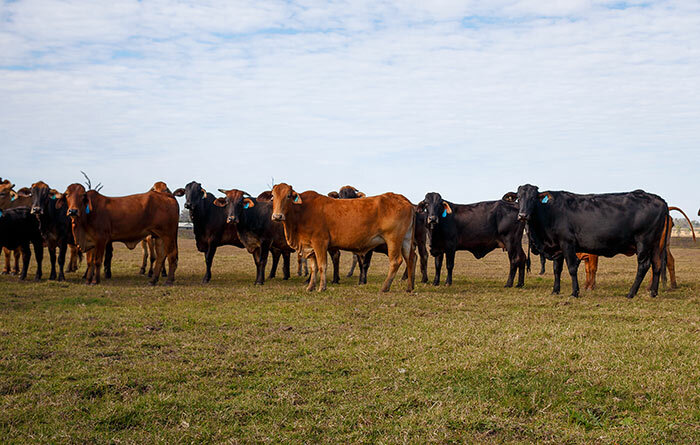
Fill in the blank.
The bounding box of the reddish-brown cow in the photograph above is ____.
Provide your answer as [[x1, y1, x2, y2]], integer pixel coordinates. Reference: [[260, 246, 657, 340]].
[[63, 183, 179, 285], [271, 183, 416, 292]]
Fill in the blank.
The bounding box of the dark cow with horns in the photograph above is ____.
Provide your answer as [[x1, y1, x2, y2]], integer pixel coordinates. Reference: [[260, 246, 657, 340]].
[[503, 184, 669, 298], [420, 192, 527, 287], [271, 183, 416, 292], [173, 181, 244, 283], [214, 189, 293, 285]]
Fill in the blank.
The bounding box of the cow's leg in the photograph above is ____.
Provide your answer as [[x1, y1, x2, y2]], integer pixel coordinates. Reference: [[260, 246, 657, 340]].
[[258, 245, 270, 285], [148, 238, 158, 277], [666, 250, 676, 289], [2, 247, 9, 274], [90, 242, 106, 285], [164, 237, 178, 285], [33, 239, 43, 282], [505, 248, 517, 288], [347, 254, 358, 277], [648, 244, 664, 298], [306, 253, 317, 292], [359, 251, 373, 285], [445, 250, 455, 286], [47, 240, 57, 281], [433, 252, 443, 286], [13, 248, 21, 275], [68, 245, 78, 272], [57, 240, 67, 282], [313, 244, 329, 292], [539, 254, 546, 275], [586, 255, 598, 290], [268, 249, 280, 279], [297, 252, 303, 276], [401, 233, 416, 293], [156, 238, 167, 278], [552, 256, 563, 295], [18, 243, 31, 281], [83, 251, 93, 282], [561, 247, 580, 297], [103, 242, 113, 280], [203, 244, 217, 283], [516, 247, 526, 288], [418, 240, 429, 284], [380, 241, 404, 293], [139, 239, 148, 274], [282, 251, 291, 280], [627, 247, 652, 299], [328, 249, 340, 284]]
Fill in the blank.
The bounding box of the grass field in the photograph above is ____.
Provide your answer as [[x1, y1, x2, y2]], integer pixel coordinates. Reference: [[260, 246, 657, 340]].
[[1, 238, 699, 444]]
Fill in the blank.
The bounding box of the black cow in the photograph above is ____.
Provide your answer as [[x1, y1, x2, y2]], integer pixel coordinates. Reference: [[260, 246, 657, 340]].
[[420, 192, 527, 287], [23, 182, 76, 281], [503, 184, 669, 298], [214, 189, 293, 285], [0, 207, 44, 281], [173, 182, 244, 283]]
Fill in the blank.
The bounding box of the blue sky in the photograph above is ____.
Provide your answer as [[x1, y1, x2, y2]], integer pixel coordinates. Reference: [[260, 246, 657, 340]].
[[1, 0, 699, 214]]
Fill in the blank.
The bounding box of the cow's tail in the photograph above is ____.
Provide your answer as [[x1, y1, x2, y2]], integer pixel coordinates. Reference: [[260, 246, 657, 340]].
[[659, 215, 671, 286], [669, 206, 696, 242]]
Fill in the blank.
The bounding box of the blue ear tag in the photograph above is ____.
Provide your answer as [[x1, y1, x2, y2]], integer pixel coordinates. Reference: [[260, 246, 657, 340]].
[[294, 195, 300, 203], [243, 202, 250, 209], [442, 209, 447, 218], [10, 195, 15, 202], [85, 204, 90, 214], [0, 210, 3, 217], [541, 195, 549, 204], [51, 195, 56, 200]]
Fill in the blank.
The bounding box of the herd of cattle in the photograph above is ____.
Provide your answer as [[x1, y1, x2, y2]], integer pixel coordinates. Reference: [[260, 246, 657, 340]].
[[0, 176, 697, 298]]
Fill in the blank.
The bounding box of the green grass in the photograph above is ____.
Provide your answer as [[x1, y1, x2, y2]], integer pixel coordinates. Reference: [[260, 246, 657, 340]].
[[1, 239, 699, 443]]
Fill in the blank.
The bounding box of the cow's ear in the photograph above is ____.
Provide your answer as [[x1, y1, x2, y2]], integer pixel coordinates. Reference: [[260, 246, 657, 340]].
[[538, 192, 553, 204], [173, 188, 185, 197], [442, 202, 452, 214], [49, 189, 62, 200], [84, 192, 94, 214], [328, 191, 339, 199], [417, 200, 426, 211], [218, 188, 227, 194], [55, 195, 66, 209], [293, 193, 302, 204], [502, 192, 517, 202], [356, 192, 366, 198], [213, 197, 226, 207], [17, 189, 31, 198], [202, 189, 208, 199], [243, 198, 255, 209]]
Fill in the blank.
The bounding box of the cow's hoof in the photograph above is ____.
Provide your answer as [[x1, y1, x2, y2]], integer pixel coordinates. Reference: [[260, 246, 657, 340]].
[[58, 275, 65, 282], [165, 281, 174, 286], [0, 271, 7, 275], [515, 283, 524, 288], [504, 283, 513, 288], [139, 268, 146, 275], [551, 290, 560, 295], [148, 281, 157, 286]]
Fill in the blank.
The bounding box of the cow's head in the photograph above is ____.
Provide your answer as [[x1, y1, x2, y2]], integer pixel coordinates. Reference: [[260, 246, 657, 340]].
[[338, 186, 365, 199], [172, 181, 208, 210], [271, 183, 301, 221], [419, 192, 452, 228], [327, 191, 340, 199], [64, 183, 91, 219], [257, 190, 273, 202], [502, 184, 552, 222], [213, 189, 255, 224], [29, 181, 63, 215], [150, 181, 172, 194]]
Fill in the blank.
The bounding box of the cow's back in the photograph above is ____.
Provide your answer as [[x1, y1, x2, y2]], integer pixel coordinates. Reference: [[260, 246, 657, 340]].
[[102, 191, 179, 241]]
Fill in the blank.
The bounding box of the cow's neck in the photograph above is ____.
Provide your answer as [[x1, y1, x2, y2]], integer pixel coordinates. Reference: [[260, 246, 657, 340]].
[[281, 205, 303, 251]]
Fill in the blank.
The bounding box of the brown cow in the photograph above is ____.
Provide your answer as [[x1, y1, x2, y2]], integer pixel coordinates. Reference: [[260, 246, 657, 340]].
[[576, 207, 696, 291], [138, 181, 173, 278], [271, 183, 416, 292], [63, 183, 179, 285]]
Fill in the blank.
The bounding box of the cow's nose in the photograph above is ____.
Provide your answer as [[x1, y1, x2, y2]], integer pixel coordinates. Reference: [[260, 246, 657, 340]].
[[227, 216, 237, 224], [31, 207, 42, 215], [271, 213, 285, 221], [67, 209, 78, 217], [427, 216, 438, 224], [518, 213, 528, 221]]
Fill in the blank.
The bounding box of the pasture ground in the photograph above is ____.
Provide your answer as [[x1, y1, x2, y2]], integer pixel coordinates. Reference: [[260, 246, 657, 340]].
[[1, 238, 699, 444]]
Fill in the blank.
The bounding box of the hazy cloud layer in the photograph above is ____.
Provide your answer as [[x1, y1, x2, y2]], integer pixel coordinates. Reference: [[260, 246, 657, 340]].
[[2, 1, 699, 212]]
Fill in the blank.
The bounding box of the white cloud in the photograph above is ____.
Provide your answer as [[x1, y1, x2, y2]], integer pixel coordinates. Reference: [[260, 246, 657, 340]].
[[1, 1, 699, 213]]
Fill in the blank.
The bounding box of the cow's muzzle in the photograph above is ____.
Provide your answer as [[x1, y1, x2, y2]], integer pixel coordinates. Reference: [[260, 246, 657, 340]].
[[227, 216, 237, 224], [31, 207, 42, 215], [518, 213, 528, 221], [271, 213, 285, 221], [67, 209, 78, 217], [427, 216, 438, 225]]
